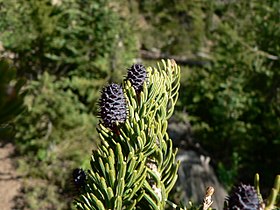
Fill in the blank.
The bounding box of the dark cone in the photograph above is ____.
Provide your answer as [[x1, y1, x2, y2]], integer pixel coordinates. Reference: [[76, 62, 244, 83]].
[[126, 64, 147, 93], [72, 168, 87, 190], [224, 184, 260, 210], [99, 83, 127, 129]]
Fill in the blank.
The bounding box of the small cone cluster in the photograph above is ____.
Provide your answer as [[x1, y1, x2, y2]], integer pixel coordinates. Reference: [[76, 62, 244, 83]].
[[224, 184, 260, 210], [99, 64, 147, 130]]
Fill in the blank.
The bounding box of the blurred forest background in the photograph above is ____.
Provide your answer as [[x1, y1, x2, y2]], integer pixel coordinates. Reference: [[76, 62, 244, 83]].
[[0, 0, 279, 209]]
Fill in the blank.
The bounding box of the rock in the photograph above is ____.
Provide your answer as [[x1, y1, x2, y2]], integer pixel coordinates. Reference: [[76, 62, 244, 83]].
[[176, 150, 227, 209]]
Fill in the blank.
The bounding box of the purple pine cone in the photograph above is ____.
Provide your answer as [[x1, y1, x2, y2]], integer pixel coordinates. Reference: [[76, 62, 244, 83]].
[[99, 83, 127, 129], [126, 64, 147, 93], [72, 168, 87, 189], [224, 184, 260, 210]]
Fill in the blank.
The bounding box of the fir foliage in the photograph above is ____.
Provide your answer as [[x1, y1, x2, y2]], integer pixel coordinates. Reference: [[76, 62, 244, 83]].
[[75, 59, 180, 210]]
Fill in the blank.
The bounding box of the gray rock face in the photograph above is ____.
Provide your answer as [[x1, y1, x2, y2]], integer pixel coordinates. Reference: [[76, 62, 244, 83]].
[[168, 116, 227, 209], [176, 150, 227, 209]]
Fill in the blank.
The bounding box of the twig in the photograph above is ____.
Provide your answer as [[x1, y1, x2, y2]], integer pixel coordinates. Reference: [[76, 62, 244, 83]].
[[203, 186, 215, 210]]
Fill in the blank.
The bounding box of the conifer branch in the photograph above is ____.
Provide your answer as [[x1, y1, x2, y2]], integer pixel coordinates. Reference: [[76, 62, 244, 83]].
[[75, 59, 181, 210]]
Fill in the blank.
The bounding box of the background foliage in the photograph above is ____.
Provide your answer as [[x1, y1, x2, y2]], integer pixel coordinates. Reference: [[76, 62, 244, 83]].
[[1, 0, 137, 208], [0, 59, 25, 139], [0, 0, 279, 209], [178, 0, 280, 190]]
